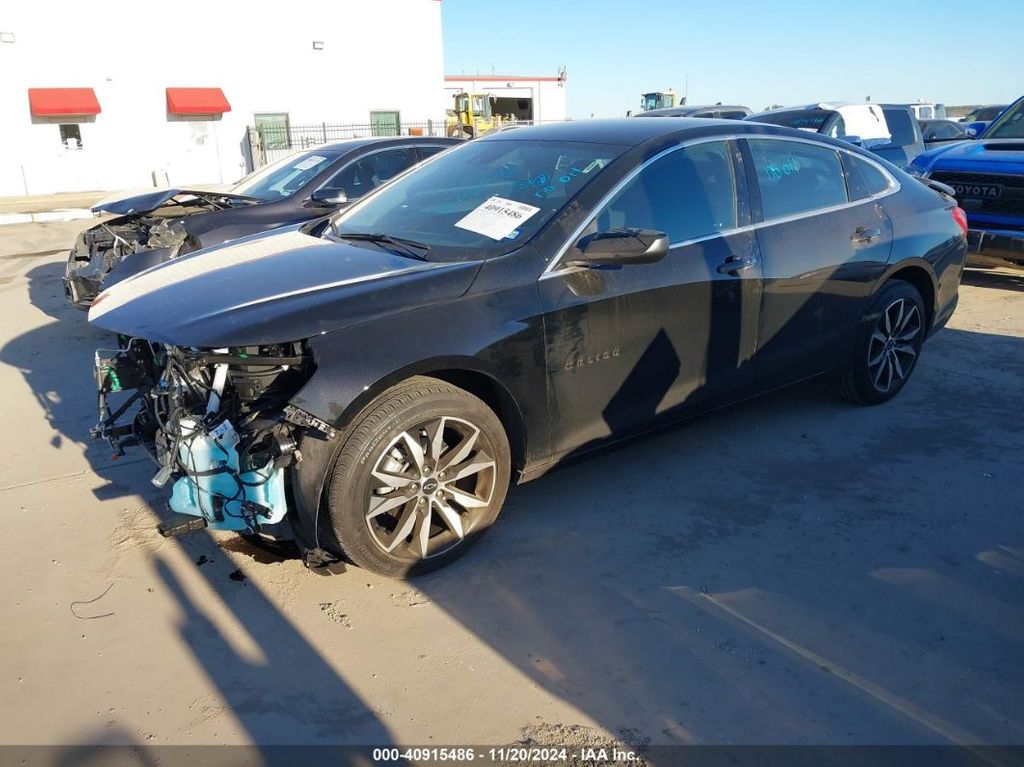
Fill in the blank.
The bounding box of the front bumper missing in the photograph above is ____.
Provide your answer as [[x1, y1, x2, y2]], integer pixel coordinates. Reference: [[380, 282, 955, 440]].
[[92, 346, 150, 457]]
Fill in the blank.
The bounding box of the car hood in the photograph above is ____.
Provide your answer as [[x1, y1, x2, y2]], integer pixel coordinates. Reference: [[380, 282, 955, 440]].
[[87, 228, 481, 347], [913, 139, 1024, 174], [92, 188, 253, 216]]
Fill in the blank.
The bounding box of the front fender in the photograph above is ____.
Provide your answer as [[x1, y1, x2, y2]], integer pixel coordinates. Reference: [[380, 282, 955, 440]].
[[287, 254, 549, 555]]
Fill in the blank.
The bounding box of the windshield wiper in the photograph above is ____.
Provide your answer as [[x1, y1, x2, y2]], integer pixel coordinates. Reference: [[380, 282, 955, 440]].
[[337, 231, 431, 261]]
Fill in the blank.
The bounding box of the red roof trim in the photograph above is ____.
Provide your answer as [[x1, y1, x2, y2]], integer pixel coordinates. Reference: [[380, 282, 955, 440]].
[[28, 88, 101, 116], [444, 75, 563, 82], [166, 87, 231, 115]]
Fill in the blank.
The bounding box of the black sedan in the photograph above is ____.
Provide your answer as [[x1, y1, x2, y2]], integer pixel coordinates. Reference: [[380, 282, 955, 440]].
[[920, 118, 969, 149], [88, 118, 967, 577], [63, 136, 458, 309]]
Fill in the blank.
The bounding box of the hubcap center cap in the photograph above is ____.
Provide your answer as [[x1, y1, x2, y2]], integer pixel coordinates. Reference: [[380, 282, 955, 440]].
[[422, 478, 439, 493]]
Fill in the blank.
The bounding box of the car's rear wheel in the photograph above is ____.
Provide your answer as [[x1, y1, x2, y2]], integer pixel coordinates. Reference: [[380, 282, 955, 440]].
[[829, 280, 927, 405], [325, 376, 510, 578]]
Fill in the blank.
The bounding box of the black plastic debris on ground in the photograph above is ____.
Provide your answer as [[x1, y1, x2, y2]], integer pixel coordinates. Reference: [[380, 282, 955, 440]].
[[228, 569, 246, 583]]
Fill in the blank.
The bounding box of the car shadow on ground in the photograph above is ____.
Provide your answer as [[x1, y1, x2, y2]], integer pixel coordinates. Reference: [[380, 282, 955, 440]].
[[2, 261, 398, 758], [962, 267, 1024, 292], [5, 259, 1023, 748], [409, 323, 1024, 745]]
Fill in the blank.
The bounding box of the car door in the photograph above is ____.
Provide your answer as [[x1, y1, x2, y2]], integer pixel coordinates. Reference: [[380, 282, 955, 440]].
[[539, 139, 763, 458], [743, 137, 894, 385]]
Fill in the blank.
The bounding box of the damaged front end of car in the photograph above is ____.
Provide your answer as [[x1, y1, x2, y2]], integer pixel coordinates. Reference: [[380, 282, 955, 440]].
[[92, 338, 333, 547], [65, 220, 195, 308], [64, 191, 253, 310]]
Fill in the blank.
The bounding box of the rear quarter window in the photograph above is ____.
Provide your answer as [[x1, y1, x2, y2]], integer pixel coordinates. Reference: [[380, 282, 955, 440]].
[[841, 153, 892, 201], [747, 139, 848, 219]]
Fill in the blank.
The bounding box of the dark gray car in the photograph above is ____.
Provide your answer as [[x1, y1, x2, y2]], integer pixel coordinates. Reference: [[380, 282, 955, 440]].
[[63, 136, 458, 309]]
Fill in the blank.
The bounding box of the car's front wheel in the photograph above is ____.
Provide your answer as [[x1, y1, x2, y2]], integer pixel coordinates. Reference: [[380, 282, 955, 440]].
[[830, 279, 927, 405], [325, 376, 511, 578]]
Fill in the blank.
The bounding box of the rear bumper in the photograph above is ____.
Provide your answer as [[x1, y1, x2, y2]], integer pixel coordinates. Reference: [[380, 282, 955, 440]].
[[966, 228, 1024, 270]]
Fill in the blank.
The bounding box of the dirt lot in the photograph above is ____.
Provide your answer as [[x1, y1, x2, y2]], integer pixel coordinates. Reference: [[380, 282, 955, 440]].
[[1, 220, 1022, 751]]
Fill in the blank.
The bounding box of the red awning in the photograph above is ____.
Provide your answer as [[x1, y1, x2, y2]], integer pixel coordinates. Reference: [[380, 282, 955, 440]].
[[28, 88, 101, 117], [166, 87, 231, 115]]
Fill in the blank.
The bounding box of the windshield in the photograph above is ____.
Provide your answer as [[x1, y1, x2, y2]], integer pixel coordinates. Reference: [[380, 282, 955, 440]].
[[333, 139, 624, 260], [751, 109, 833, 132], [231, 150, 339, 200], [983, 99, 1024, 139]]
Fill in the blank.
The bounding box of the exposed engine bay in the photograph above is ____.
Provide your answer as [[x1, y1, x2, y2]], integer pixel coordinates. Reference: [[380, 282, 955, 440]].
[[65, 192, 254, 307], [93, 339, 329, 537]]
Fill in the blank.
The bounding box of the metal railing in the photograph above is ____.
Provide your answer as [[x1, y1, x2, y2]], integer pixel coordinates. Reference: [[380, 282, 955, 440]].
[[244, 118, 551, 170]]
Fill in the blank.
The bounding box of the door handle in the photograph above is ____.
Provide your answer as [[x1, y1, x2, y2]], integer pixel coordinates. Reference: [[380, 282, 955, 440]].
[[851, 227, 882, 244], [717, 255, 758, 274]]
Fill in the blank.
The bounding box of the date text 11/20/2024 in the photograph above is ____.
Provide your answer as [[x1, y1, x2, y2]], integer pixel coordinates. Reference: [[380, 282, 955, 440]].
[[372, 746, 640, 762]]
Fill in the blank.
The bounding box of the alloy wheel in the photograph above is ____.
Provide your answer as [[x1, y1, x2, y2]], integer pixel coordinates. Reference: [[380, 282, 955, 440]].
[[867, 298, 922, 393], [365, 416, 497, 560]]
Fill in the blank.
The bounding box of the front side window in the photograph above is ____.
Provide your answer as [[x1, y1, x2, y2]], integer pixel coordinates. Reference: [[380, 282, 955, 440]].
[[984, 99, 1024, 139], [748, 139, 847, 219], [320, 148, 418, 200], [588, 141, 738, 244], [334, 138, 624, 261]]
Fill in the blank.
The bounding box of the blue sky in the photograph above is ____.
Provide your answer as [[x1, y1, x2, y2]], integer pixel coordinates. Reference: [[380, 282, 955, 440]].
[[441, 0, 1023, 117]]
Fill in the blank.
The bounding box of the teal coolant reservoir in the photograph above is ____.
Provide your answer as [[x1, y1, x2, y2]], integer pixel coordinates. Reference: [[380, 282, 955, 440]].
[[168, 417, 288, 532]]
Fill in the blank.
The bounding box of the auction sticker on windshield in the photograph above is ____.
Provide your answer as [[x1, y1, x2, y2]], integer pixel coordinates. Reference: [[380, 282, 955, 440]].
[[455, 196, 541, 241], [293, 155, 327, 171]]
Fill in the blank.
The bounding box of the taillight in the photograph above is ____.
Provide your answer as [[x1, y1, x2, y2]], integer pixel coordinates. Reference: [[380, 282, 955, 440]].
[[951, 206, 968, 235]]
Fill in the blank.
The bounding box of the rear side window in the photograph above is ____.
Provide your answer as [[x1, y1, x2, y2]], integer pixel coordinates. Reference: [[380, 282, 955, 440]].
[[592, 140, 738, 243], [747, 139, 847, 219], [842, 153, 892, 201]]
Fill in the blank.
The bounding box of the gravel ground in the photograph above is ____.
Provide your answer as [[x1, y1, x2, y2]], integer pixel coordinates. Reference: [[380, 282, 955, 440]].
[[0, 221, 1021, 751]]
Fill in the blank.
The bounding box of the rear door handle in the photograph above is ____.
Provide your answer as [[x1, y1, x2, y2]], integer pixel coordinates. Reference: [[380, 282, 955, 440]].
[[851, 227, 882, 244], [717, 255, 758, 274]]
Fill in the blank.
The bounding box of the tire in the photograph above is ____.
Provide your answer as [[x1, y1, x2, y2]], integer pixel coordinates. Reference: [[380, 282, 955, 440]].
[[829, 280, 927, 405], [324, 376, 511, 578]]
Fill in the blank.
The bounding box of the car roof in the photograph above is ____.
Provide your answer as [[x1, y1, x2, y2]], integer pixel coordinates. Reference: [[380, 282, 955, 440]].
[[479, 117, 739, 144], [478, 116, 858, 149], [312, 136, 458, 153], [637, 105, 749, 117]]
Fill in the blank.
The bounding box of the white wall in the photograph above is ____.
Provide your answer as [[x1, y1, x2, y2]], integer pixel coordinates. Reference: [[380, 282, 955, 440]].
[[443, 76, 568, 123], [0, 0, 446, 196]]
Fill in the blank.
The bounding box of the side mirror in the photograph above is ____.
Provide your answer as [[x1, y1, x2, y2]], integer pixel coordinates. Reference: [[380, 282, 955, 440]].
[[965, 121, 986, 138], [307, 188, 348, 208], [838, 134, 863, 147], [565, 227, 669, 269]]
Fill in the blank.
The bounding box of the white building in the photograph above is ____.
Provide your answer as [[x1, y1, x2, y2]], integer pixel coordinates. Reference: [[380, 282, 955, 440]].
[[0, 0, 446, 196], [443, 73, 568, 124]]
